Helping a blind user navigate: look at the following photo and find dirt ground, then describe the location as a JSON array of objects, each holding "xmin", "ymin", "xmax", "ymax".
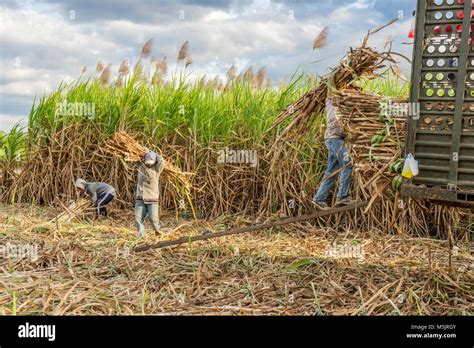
[{"xmin": 0, "ymin": 204, "xmax": 473, "ymax": 315}]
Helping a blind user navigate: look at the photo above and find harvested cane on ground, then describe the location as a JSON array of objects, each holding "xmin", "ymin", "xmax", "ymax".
[
  {"xmin": 52, "ymin": 198, "xmax": 94, "ymax": 223},
  {"xmin": 2, "ymin": 205, "xmax": 472, "ymax": 315}
]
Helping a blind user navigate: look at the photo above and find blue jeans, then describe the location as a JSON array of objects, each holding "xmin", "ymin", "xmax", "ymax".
[
  {"xmin": 134, "ymin": 200, "xmax": 160, "ymax": 237},
  {"xmin": 314, "ymin": 138, "xmax": 352, "ymax": 203},
  {"xmin": 96, "ymin": 193, "xmax": 114, "ymax": 216}
]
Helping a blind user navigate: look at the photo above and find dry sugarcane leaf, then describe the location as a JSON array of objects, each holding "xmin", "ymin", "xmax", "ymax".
[{"xmin": 313, "ymin": 26, "xmax": 329, "ymax": 50}]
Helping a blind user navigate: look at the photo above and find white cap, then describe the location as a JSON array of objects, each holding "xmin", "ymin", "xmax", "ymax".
[
  {"xmin": 144, "ymin": 151, "xmax": 157, "ymax": 166},
  {"xmin": 75, "ymin": 178, "xmax": 86, "ymax": 190}
]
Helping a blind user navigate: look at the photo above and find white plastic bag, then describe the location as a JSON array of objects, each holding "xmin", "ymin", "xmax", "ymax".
[
  {"xmin": 402, "ymin": 153, "xmax": 419, "ymax": 179},
  {"xmin": 409, "ymin": 154, "xmax": 419, "ymax": 177}
]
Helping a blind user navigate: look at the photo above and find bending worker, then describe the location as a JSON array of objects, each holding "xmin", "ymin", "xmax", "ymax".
[
  {"xmin": 313, "ymin": 72, "xmax": 354, "ymax": 210},
  {"xmin": 75, "ymin": 178, "xmax": 116, "ymax": 216},
  {"xmin": 135, "ymin": 150, "xmax": 165, "ymax": 237}
]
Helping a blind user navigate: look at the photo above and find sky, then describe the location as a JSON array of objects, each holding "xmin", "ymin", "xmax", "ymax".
[{"xmin": 0, "ymin": 0, "xmax": 417, "ymax": 132}]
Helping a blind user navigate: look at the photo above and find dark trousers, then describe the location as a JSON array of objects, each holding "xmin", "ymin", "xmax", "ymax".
[{"xmin": 96, "ymin": 193, "xmax": 114, "ymax": 216}]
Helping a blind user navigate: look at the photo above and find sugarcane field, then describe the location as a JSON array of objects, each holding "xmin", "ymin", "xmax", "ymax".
[{"xmin": 0, "ymin": 0, "xmax": 473, "ymax": 346}]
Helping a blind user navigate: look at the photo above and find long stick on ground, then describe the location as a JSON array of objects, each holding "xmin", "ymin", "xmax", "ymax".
[{"xmin": 134, "ymin": 201, "xmax": 368, "ymax": 252}]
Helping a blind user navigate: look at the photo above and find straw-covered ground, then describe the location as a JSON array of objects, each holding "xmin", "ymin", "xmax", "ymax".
[{"xmin": 1, "ymin": 204, "xmax": 472, "ymax": 316}]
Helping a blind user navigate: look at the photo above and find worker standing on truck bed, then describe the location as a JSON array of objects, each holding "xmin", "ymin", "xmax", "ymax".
[
  {"xmin": 135, "ymin": 150, "xmax": 165, "ymax": 237},
  {"xmin": 75, "ymin": 179, "xmax": 116, "ymax": 216},
  {"xmin": 313, "ymin": 73, "xmax": 355, "ymax": 210}
]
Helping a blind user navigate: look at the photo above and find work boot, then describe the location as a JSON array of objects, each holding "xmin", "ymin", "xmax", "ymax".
[
  {"xmin": 312, "ymin": 201, "xmax": 330, "ymax": 210},
  {"xmin": 335, "ymin": 197, "xmax": 355, "ymax": 207},
  {"xmin": 157, "ymin": 227, "xmax": 171, "ymax": 234}
]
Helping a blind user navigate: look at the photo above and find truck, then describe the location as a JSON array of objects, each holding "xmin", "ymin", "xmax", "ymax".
[{"xmin": 402, "ymin": 0, "xmax": 474, "ymax": 208}]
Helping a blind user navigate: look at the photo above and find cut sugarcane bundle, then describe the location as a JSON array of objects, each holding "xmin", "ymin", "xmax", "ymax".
[
  {"xmin": 330, "ymin": 89, "xmax": 408, "ymax": 192},
  {"xmin": 331, "ymin": 89, "xmax": 407, "ymax": 166},
  {"xmin": 104, "ymin": 131, "xmax": 194, "ymax": 192},
  {"xmin": 104, "ymin": 131, "xmax": 149, "ymax": 162},
  {"xmin": 268, "ymin": 33, "xmax": 399, "ymax": 152},
  {"xmin": 104, "ymin": 132, "xmax": 196, "ymax": 218},
  {"xmin": 53, "ymin": 198, "xmax": 93, "ymax": 223}
]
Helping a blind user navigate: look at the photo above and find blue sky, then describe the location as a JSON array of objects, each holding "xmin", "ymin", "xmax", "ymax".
[{"xmin": 0, "ymin": 0, "xmax": 416, "ymax": 132}]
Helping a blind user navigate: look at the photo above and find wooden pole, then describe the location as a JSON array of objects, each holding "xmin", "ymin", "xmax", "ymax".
[
  {"xmin": 134, "ymin": 201, "xmax": 368, "ymax": 252},
  {"xmin": 448, "ymin": 208, "xmax": 453, "ymax": 275}
]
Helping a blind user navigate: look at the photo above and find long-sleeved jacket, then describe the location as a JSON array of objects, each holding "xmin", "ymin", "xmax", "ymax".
[
  {"xmin": 135, "ymin": 154, "xmax": 165, "ymax": 204},
  {"xmin": 85, "ymin": 182, "xmax": 116, "ymax": 204}
]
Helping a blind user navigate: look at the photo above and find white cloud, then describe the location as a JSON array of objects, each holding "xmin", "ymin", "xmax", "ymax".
[
  {"xmin": 329, "ymin": 0, "xmax": 379, "ymax": 24},
  {"xmin": 1, "ymin": 7, "xmax": 118, "ymax": 58},
  {"xmin": 0, "ymin": 0, "xmax": 414, "ymax": 132},
  {"xmin": 0, "ymin": 6, "xmax": 122, "ymax": 96},
  {"xmin": 348, "ymin": 0, "xmax": 377, "ymax": 10},
  {"xmin": 0, "ymin": 114, "xmax": 27, "ymax": 132},
  {"xmin": 203, "ymin": 10, "xmax": 238, "ymax": 22}
]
